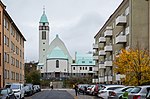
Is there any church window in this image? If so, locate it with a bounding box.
[41,67,42,69]
[56,60,59,68]
[89,67,92,71]
[46,26,49,30]
[82,61,85,63]
[89,61,92,63]
[85,67,87,70]
[73,67,75,70]
[43,23,45,26]
[80,67,82,70]
[42,31,46,40]
[43,26,45,30]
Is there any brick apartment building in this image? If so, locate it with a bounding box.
[0,1,26,87]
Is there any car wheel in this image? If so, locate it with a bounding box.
[119,96,122,99]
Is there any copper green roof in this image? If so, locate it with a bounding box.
[75,52,95,65]
[40,10,48,23]
[47,46,68,59]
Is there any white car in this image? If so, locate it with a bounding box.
[86,85,95,95]
[97,85,125,99]
[9,83,25,99]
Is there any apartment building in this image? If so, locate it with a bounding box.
[93,0,150,84]
[0,1,26,88]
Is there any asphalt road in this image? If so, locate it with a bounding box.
[25,89,99,99]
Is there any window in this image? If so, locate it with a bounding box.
[73,67,75,70]
[85,67,87,70]
[43,49,45,51]
[42,31,46,40]
[89,61,92,63]
[80,67,82,70]
[41,67,42,69]
[89,67,92,71]
[56,60,59,68]
[82,61,85,63]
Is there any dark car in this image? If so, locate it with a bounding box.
[24,83,34,96]
[78,84,89,94]
[0,88,16,99]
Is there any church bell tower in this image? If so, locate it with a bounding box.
[39,7,49,63]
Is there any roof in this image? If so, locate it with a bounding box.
[47,46,68,59]
[40,10,48,23]
[74,52,95,65]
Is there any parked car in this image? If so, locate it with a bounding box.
[78,84,89,94]
[97,85,125,99]
[6,83,25,99]
[86,85,96,95]
[108,86,134,99]
[146,87,150,99]
[0,88,16,99]
[128,85,150,99]
[92,84,106,96]
[24,85,32,96]
[24,83,34,96]
[33,85,41,93]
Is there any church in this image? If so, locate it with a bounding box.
[37,9,96,81]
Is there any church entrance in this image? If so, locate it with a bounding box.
[55,72,60,78]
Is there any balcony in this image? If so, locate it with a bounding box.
[104,75,112,82]
[104,61,112,67]
[116,35,127,44]
[99,50,106,56]
[104,45,112,52]
[99,63,105,69]
[116,16,126,26]
[104,30,112,37]
[93,44,98,49]
[93,56,99,60]
[99,37,106,43]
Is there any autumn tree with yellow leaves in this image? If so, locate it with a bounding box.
[114,49,150,86]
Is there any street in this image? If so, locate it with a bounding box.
[25,89,99,99]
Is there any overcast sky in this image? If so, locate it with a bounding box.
[2,0,123,62]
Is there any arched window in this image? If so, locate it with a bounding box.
[56,60,59,68]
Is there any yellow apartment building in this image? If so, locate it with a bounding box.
[0,1,26,88]
[93,0,150,84]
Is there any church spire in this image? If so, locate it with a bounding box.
[40,6,48,23]
[43,5,45,14]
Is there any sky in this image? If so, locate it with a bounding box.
[2,0,123,62]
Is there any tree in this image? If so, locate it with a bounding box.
[114,49,150,86]
[26,70,41,85]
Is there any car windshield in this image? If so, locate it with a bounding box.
[10,85,20,89]
[130,87,141,93]
[126,88,133,92]
[0,89,7,95]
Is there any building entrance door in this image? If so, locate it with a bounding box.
[55,72,60,78]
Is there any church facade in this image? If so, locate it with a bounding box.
[37,10,96,81]
[37,10,72,80]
